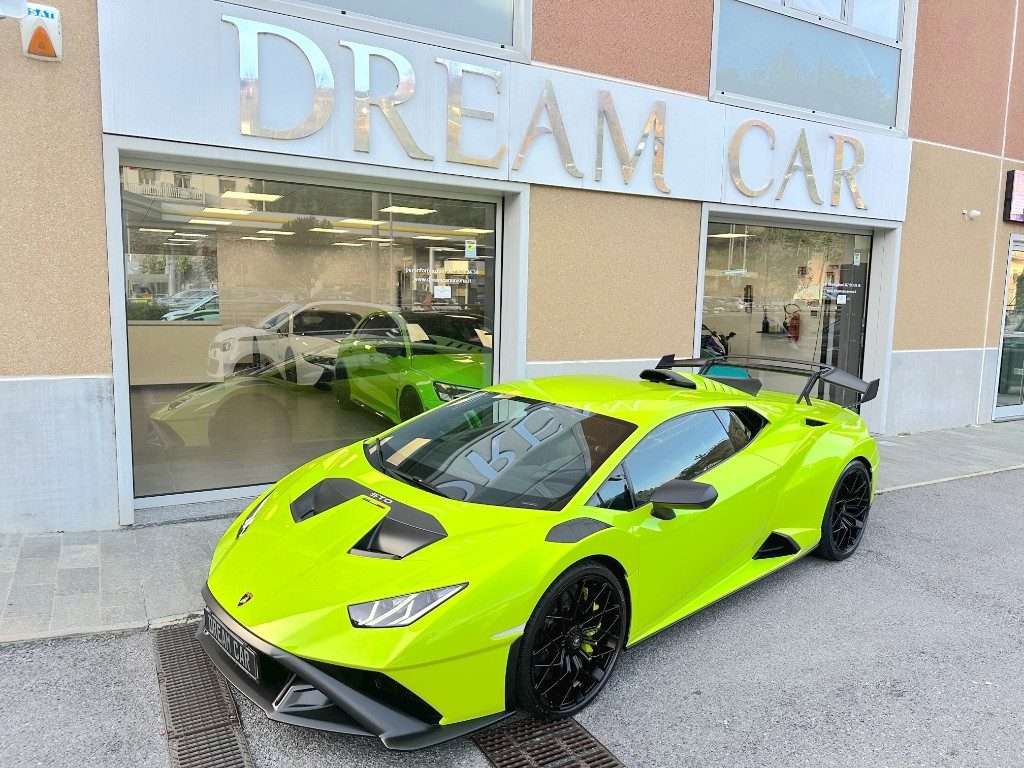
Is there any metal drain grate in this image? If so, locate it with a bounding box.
[154,622,253,768]
[473,717,624,768]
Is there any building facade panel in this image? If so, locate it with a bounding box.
[0,0,110,377]
[526,186,701,362]
[908,0,1014,155]
[531,0,712,96]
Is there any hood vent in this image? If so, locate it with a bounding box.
[350,503,447,560]
[290,478,369,522]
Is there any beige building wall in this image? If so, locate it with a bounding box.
[0,0,110,376]
[531,0,712,97]
[527,186,701,362]
[894,143,1002,351]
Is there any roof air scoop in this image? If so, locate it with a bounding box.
[350,504,447,560]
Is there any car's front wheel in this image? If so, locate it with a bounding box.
[515,562,627,718]
[815,461,872,561]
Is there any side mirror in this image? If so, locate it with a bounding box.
[649,479,718,520]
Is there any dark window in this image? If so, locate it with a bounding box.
[403,312,490,349]
[359,313,401,339]
[586,464,633,511]
[369,393,636,510]
[293,310,359,335]
[624,411,735,505]
[715,408,765,451]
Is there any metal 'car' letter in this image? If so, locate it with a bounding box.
[830,134,867,210]
[775,128,824,205]
[595,91,670,194]
[512,80,583,179]
[339,40,433,161]
[436,57,507,169]
[728,119,775,198]
[223,15,335,140]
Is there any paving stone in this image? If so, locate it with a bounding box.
[0,614,50,638]
[55,568,100,596]
[100,602,148,626]
[0,572,12,603]
[20,535,60,558]
[0,547,18,574]
[59,544,100,570]
[100,585,144,608]
[50,594,101,632]
[12,556,58,587]
[61,531,100,546]
[3,583,53,619]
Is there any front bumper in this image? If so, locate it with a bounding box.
[198,586,510,750]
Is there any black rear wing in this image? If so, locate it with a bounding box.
[653,354,879,407]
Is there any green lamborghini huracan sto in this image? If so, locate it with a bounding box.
[199,355,880,750]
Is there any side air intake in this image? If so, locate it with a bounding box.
[753,532,800,559]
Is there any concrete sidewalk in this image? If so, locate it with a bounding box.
[2,419,1024,645]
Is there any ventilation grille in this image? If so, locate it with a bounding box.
[474,717,624,768]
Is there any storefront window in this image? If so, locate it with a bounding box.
[995,243,1024,416]
[119,166,497,497]
[702,222,871,407]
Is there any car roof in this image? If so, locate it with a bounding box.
[490,374,802,428]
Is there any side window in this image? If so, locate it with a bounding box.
[624,411,735,505]
[716,407,767,451]
[360,314,401,339]
[586,464,633,511]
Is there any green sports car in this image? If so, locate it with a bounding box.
[199,355,879,750]
[333,310,491,424]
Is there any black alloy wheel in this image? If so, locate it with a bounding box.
[816,462,872,561]
[398,388,423,422]
[516,562,627,718]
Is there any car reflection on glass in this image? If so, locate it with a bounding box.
[334,311,492,424]
[162,294,220,322]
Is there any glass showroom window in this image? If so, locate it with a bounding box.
[715,0,905,126]
[119,166,497,497]
[284,0,518,48]
[702,221,872,408]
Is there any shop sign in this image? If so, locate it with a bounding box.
[97,0,912,221]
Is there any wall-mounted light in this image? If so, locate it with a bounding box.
[962,209,982,221]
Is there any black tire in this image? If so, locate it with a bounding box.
[815,461,872,561]
[334,361,356,410]
[398,387,423,422]
[208,396,290,453]
[514,561,627,719]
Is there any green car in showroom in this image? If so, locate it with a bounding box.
[333,310,491,423]
[199,354,879,750]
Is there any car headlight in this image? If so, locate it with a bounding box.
[348,583,466,628]
[433,381,478,402]
[236,490,273,539]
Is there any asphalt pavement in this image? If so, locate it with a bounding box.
[3,470,1024,767]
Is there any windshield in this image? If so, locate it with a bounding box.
[403,312,490,350]
[368,392,636,510]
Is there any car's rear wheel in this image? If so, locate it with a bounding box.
[515,562,627,718]
[815,461,872,561]
[398,387,423,422]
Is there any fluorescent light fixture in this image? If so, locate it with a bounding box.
[430,247,463,252]
[454,228,493,235]
[339,218,385,227]
[360,237,393,243]
[414,235,448,241]
[380,205,437,215]
[335,242,367,247]
[202,207,253,216]
[221,191,282,202]
[256,230,294,236]
[139,228,174,233]
[173,232,207,238]
[240,236,274,241]
[189,218,233,226]
[707,233,750,239]
[309,227,349,234]
[165,239,195,244]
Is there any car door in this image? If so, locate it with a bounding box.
[588,408,778,636]
[345,313,408,414]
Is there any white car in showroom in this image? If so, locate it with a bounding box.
[208,301,390,386]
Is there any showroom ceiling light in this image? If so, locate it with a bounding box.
[202,207,253,216]
[414,235,448,241]
[240,236,274,241]
[360,237,393,242]
[339,218,385,227]
[173,232,207,238]
[309,227,349,234]
[256,229,294,236]
[139,228,174,233]
[335,242,366,247]
[707,233,750,239]
[165,239,194,244]
[221,191,282,202]
[189,218,233,226]
[454,228,493,235]
[380,206,437,215]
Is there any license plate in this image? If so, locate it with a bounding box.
[205,610,260,682]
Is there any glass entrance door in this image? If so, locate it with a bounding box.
[994,239,1024,420]
[702,222,872,408]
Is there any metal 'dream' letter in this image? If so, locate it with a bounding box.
[436,57,507,169]
[775,128,824,206]
[223,15,335,140]
[339,40,433,161]
[595,90,670,194]
[512,80,583,179]
[728,119,775,197]
[831,134,867,210]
